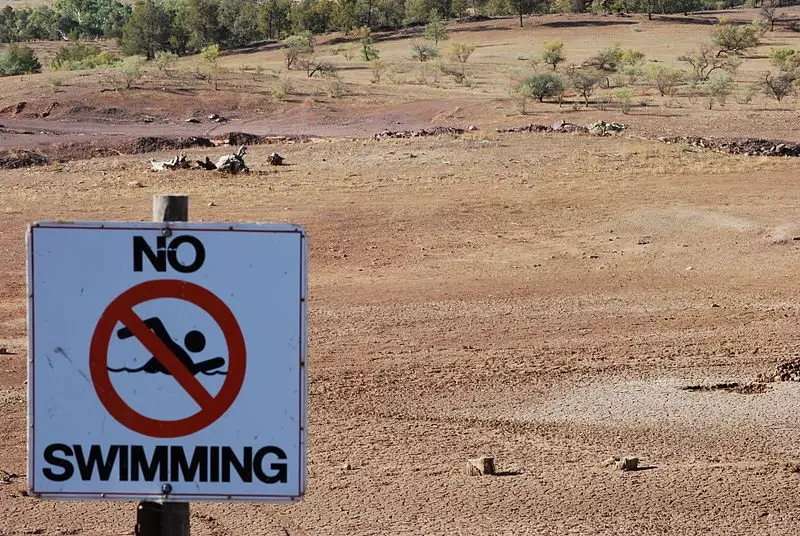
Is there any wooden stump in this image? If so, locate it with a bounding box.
[465,457,496,476]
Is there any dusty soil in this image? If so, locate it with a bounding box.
[3,130,800,535]
[3,11,800,536]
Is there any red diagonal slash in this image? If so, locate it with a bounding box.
[117,307,215,409]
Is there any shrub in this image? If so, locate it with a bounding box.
[541,40,565,71]
[116,55,146,89]
[516,72,564,104]
[52,42,118,71]
[272,76,293,100]
[154,51,178,71]
[448,42,476,65]
[701,72,736,109]
[762,71,796,101]
[613,87,635,113]
[644,64,685,97]
[411,42,438,62]
[369,59,387,83]
[0,45,42,76]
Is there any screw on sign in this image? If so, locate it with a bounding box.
[89,279,246,438]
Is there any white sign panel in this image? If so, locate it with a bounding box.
[27,222,307,503]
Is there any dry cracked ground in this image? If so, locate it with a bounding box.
[2,130,800,535]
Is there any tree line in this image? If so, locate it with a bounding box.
[0,0,739,57]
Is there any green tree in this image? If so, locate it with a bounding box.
[218,0,261,47]
[541,40,565,71]
[258,0,292,39]
[201,43,221,89]
[711,19,759,57]
[768,48,800,73]
[359,26,379,60]
[282,31,313,69]
[0,44,41,76]
[570,69,600,106]
[517,72,564,103]
[644,63,685,96]
[423,9,447,46]
[120,0,171,59]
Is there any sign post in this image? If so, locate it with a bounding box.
[27,195,307,535]
[138,194,191,536]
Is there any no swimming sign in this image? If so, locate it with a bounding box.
[27,222,307,503]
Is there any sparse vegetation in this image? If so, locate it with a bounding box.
[702,72,736,109]
[411,42,439,62]
[369,59,387,83]
[359,28,380,61]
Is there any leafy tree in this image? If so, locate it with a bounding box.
[282,31,313,69]
[201,43,222,89]
[423,9,447,46]
[218,0,261,47]
[0,44,41,76]
[768,48,800,73]
[116,54,146,88]
[711,19,759,57]
[644,63,685,96]
[120,0,171,59]
[517,72,564,103]
[762,70,795,101]
[570,69,600,106]
[289,0,336,34]
[678,43,741,81]
[258,0,292,39]
[701,71,735,109]
[540,40,565,71]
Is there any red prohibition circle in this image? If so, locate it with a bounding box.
[89,280,246,438]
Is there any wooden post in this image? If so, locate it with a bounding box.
[135,194,190,536]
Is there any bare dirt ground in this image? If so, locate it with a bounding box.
[4,11,800,536]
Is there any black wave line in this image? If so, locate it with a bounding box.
[107,365,148,373]
[200,370,228,376]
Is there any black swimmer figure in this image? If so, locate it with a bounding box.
[113,317,226,375]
